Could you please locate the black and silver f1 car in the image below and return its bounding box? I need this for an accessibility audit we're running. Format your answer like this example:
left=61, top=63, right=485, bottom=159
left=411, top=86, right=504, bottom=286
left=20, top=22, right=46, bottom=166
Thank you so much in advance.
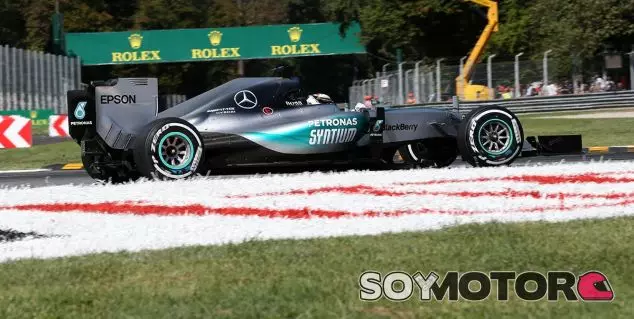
left=66, top=77, right=581, bottom=182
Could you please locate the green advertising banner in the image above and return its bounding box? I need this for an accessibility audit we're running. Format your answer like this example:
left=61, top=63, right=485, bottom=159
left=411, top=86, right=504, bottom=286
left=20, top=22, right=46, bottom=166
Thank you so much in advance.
left=0, top=109, right=54, bottom=126
left=65, top=23, right=365, bottom=65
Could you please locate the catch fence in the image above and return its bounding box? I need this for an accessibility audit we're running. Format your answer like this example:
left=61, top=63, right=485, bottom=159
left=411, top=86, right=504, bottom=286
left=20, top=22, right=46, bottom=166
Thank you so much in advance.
left=0, top=45, right=82, bottom=114
left=350, top=51, right=634, bottom=106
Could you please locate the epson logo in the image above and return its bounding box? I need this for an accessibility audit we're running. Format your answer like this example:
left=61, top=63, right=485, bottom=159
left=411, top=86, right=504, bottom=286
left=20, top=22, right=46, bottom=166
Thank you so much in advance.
left=100, top=94, right=137, bottom=104
left=286, top=101, right=303, bottom=106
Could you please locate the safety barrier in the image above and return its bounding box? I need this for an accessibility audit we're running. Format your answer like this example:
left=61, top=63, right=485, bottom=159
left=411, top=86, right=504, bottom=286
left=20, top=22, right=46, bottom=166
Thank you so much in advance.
left=391, top=90, right=634, bottom=114
left=48, top=115, right=69, bottom=137
left=0, top=115, right=32, bottom=148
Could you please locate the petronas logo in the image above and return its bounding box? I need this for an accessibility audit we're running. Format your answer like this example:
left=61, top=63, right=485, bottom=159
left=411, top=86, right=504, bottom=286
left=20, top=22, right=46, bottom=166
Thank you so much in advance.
left=128, top=33, right=143, bottom=49
left=288, top=26, right=302, bottom=42
left=208, top=30, right=223, bottom=46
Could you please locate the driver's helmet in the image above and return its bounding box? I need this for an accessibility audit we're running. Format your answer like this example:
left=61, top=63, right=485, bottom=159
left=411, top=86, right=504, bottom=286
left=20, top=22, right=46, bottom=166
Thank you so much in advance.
left=306, top=93, right=333, bottom=105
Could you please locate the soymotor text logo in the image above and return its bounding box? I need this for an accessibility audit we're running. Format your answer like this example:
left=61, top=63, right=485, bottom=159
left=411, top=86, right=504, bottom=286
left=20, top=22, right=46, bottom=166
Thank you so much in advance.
left=359, top=271, right=614, bottom=302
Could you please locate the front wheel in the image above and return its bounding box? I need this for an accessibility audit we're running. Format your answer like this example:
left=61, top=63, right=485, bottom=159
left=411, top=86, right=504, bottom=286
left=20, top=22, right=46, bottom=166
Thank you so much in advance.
left=133, top=118, right=205, bottom=180
left=457, top=105, right=524, bottom=167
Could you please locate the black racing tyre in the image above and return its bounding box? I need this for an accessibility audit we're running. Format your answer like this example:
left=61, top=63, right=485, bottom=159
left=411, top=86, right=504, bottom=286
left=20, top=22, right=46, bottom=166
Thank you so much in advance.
left=398, top=138, right=458, bottom=168
left=380, top=146, right=400, bottom=164
left=133, top=118, right=205, bottom=180
left=457, top=105, right=524, bottom=167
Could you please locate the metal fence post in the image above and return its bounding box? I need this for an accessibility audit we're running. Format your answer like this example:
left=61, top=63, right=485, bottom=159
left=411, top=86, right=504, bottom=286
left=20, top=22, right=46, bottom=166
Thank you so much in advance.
left=414, top=60, right=423, bottom=103
left=33, top=51, right=39, bottom=109
left=69, top=55, right=75, bottom=96
left=75, top=57, right=82, bottom=90
left=51, top=54, right=58, bottom=113
left=40, top=52, right=46, bottom=109
left=60, top=55, right=65, bottom=111
left=382, top=63, right=391, bottom=77
left=487, top=54, right=496, bottom=98
left=356, top=81, right=362, bottom=104
left=459, top=56, right=467, bottom=79
left=363, top=79, right=372, bottom=99
left=405, top=69, right=413, bottom=102
left=428, top=70, right=434, bottom=102
left=54, top=54, right=60, bottom=113
left=63, top=55, right=69, bottom=113
left=515, top=52, right=524, bottom=98
left=627, top=51, right=634, bottom=91
left=26, top=49, right=32, bottom=109
left=374, top=72, right=381, bottom=103
left=436, top=58, right=445, bottom=102
left=46, top=54, right=52, bottom=110
left=543, top=50, right=553, bottom=87
left=420, top=66, right=427, bottom=103
left=398, top=62, right=406, bottom=105
left=361, top=79, right=366, bottom=100
left=11, top=47, right=17, bottom=110
left=347, top=86, right=354, bottom=109
left=363, top=79, right=369, bottom=100
left=19, top=48, right=26, bottom=109
left=384, top=75, right=394, bottom=105
left=0, top=45, right=4, bottom=109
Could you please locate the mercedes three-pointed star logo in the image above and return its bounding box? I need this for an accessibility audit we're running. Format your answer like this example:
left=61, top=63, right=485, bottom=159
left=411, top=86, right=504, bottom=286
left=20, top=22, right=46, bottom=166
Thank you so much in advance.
left=234, top=90, right=258, bottom=109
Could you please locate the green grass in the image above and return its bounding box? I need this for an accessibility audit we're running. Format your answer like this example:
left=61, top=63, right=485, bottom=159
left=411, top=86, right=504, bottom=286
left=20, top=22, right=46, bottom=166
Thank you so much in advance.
left=0, top=141, right=80, bottom=169
left=522, top=107, right=634, bottom=118
left=0, top=217, right=632, bottom=318
left=31, top=125, right=48, bottom=136
left=519, top=116, right=634, bottom=147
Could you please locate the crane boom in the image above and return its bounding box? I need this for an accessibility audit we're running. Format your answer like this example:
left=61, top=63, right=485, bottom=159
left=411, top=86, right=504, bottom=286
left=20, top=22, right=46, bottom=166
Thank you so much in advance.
left=456, top=0, right=499, bottom=100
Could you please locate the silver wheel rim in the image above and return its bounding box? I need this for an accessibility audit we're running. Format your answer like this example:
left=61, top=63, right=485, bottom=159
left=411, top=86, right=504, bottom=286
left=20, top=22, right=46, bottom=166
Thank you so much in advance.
left=160, top=135, right=191, bottom=167
left=479, top=121, right=511, bottom=153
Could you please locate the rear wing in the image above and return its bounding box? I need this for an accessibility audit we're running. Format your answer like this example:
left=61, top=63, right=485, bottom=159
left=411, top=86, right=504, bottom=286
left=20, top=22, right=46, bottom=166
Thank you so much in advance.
left=67, top=78, right=159, bottom=149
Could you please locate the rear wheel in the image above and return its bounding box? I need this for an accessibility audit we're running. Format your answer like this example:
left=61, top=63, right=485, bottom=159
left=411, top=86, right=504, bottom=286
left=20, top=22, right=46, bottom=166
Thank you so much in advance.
left=133, top=118, right=205, bottom=180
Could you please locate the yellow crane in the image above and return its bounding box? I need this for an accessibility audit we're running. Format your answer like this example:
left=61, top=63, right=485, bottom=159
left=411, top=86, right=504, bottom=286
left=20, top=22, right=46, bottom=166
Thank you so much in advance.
left=456, top=0, right=499, bottom=101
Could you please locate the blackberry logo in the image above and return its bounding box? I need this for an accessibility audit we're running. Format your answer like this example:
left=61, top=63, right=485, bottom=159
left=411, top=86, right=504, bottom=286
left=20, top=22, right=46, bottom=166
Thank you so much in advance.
left=384, top=124, right=418, bottom=131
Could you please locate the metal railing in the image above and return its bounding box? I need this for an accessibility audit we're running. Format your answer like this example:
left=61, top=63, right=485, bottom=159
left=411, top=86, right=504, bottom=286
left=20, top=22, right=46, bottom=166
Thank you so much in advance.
left=350, top=51, right=634, bottom=106
left=0, top=45, right=82, bottom=114
left=391, top=90, right=634, bottom=114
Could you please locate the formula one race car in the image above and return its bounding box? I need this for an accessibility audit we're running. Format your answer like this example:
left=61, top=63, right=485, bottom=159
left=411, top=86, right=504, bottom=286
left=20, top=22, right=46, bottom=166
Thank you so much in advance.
left=66, top=76, right=581, bottom=182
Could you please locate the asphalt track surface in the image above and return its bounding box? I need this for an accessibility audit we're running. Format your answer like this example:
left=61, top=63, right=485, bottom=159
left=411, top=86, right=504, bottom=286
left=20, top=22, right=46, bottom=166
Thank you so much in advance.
left=3, top=153, right=634, bottom=188
left=32, top=135, right=71, bottom=145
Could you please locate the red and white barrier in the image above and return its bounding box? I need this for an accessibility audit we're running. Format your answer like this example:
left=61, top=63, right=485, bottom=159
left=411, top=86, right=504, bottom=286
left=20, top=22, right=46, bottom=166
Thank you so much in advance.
left=0, top=115, right=32, bottom=149
left=48, top=115, right=69, bottom=137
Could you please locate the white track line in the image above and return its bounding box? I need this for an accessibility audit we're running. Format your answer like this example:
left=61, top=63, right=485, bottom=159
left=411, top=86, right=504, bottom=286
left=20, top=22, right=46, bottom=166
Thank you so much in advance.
left=0, top=168, right=52, bottom=174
